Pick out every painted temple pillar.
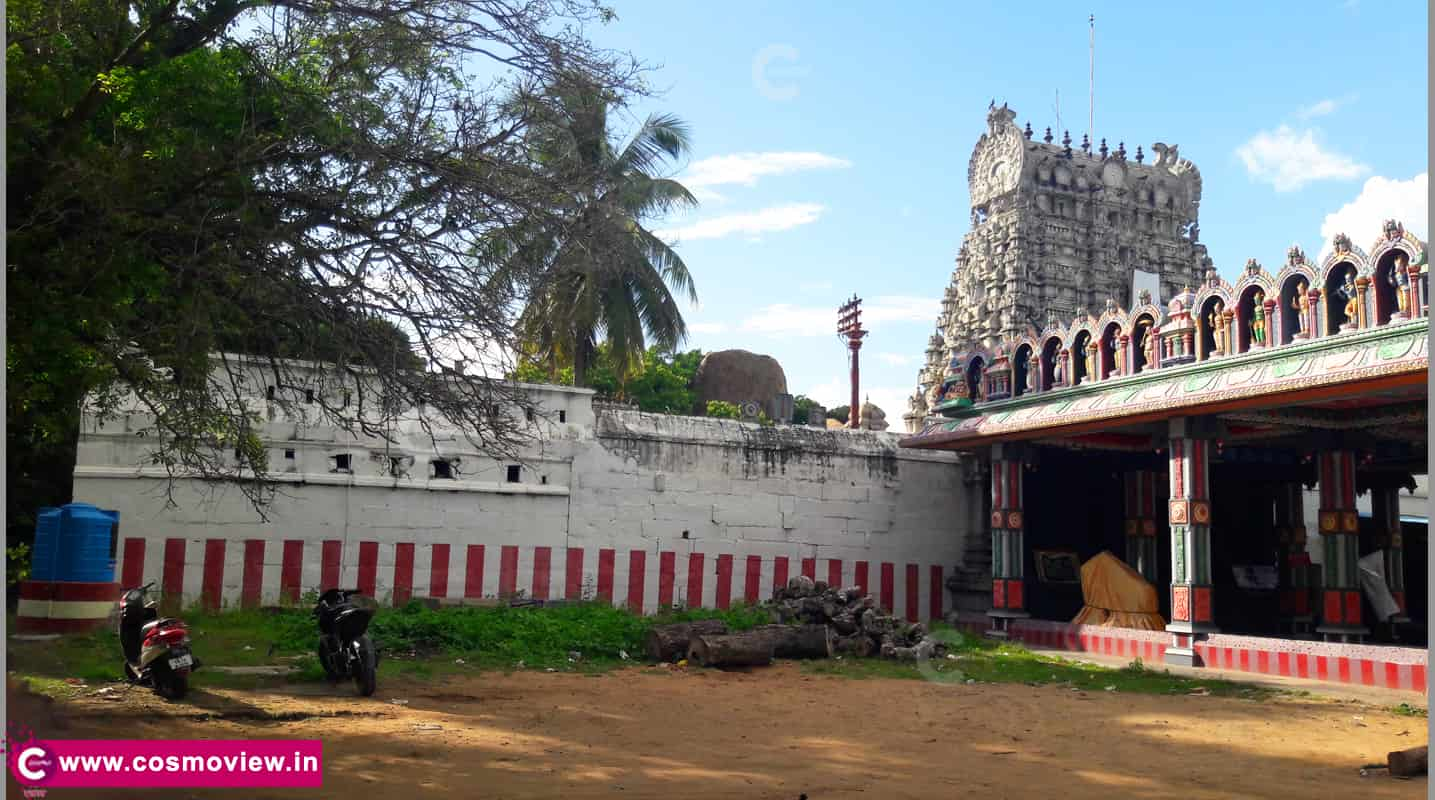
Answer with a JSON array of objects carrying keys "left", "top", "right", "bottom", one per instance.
[
  {"left": 1124, "top": 470, "right": 1159, "bottom": 584},
  {"left": 1354, "top": 277, "right": 1371, "bottom": 329},
  {"left": 1405, "top": 260, "right": 1424, "bottom": 320},
  {"left": 1274, "top": 483, "right": 1313, "bottom": 635},
  {"left": 1315, "top": 449, "right": 1367, "bottom": 642},
  {"left": 1164, "top": 418, "right": 1217, "bottom": 667},
  {"left": 988, "top": 443, "right": 1029, "bottom": 636},
  {"left": 1370, "top": 483, "right": 1408, "bottom": 626},
  {"left": 1305, "top": 287, "right": 1323, "bottom": 340}
]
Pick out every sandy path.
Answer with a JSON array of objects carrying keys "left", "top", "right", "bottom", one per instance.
[{"left": 7, "top": 664, "right": 1426, "bottom": 799}]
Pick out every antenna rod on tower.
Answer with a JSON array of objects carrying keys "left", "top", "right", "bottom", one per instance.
[{"left": 1088, "top": 13, "right": 1095, "bottom": 146}]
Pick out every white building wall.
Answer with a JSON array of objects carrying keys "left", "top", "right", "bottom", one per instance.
[{"left": 74, "top": 386, "right": 977, "bottom": 621}]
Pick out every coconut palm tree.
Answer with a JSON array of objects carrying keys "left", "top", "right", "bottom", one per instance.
[{"left": 517, "top": 76, "right": 698, "bottom": 387}]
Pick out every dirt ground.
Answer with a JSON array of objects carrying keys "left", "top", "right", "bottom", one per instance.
[{"left": 7, "top": 665, "right": 1427, "bottom": 799}]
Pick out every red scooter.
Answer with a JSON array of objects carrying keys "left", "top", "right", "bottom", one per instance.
[{"left": 119, "top": 582, "right": 199, "bottom": 699}]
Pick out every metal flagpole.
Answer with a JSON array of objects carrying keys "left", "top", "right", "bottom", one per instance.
[{"left": 1088, "top": 14, "right": 1095, "bottom": 146}]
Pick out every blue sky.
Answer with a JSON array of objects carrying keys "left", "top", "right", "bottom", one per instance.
[{"left": 584, "top": 1, "right": 1429, "bottom": 419}]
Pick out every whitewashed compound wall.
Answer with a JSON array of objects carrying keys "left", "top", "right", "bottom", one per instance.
[{"left": 74, "top": 383, "right": 977, "bottom": 621}]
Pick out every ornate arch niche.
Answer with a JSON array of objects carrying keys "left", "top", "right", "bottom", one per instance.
[
  {"left": 1130, "top": 313, "right": 1156, "bottom": 373},
  {"left": 1012, "top": 342, "right": 1034, "bottom": 397},
  {"left": 1099, "top": 322, "right": 1122, "bottom": 379},
  {"left": 1372, "top": 248, "right": 1413, "bottom": 325},
  {"left": 965, "top": 356, "right": 986, "bottom": 401},
  {"left": 1197, "top": 295, "right": 1226, "bottom": 359},
  {"left": 1039, "top": 336, "right": 1062, "bottom": 390},
  {"left": 1277, "top": 272, "right": 1314, "bottom": 344},
  {"left": 1070, "top": 329, "right": 1092, "bottom": 385},
  {"left": 1323, "top": 258, "right": 1361, "bottom": 335},
  {"left": 1234, "top": 284, "right": 1269, "bottom": 353}
]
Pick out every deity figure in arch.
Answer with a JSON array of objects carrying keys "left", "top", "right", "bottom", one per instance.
[
  {"left": 1025, "top": 356, "right": 1038, "bottom": 393},
  {"left": 1290, "top": 281, "right": 1309, "bottom": 336},
  {"left": 1053, "top": 350, "right": 1066, "bottom": 386},
  {"left": 1207, "top": 300, "right": 1228, "bottom": 356},
  {"left": 1391, "top": 252, "right": 1411, "bottom": 315},
  {"left": 1341, "top": 267, "right": 1359, "bottom": 326},
  {"left": 1249, "top": 290, "right": 1267, "bottom": 346},
  {"left": 1141, "top": 321, "right": 1158, "bottom": 370},
  {"left": 1083, "top": 342, "right": 1098, "bottom": 383}
]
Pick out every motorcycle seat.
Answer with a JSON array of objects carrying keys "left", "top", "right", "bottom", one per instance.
[{"left": 140, "top": 618, "right": 180, "bottom": 635}]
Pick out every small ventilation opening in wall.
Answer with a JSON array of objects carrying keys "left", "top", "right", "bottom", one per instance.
[
  {"left": 333, "top": 453, "right": 352, "bottom": 473},
  {"left": 305, "top": 389, "right": 315, "bottom": 404},
  {"left": 506, "top": 465, "right": 521, "bottom": 483},
  {"left": 284, "top": 449, "right": 295, "bottom": 460},
  {"left": 525, "top": 407, "right": 535, "bottom": 422},
  {"left": 558, "top": 410, "right": 566, "bottom": 423},
  {"left": 342, "top": 390, "right": 351, "bottom": 409},
  {"left": 540, "top": 475, "right": 548, "bottom": 485},
  {"left": 432, "top": 459, "right": 453, "bottom": 479},
  {"left": 266, "top": 385, "right": 276, "bottom": 401}
]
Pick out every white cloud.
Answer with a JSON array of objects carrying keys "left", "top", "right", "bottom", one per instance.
[
  {"left": 688, "top": 322, "right": 729, "bottom": 335},
  {"left": 1235, "top": 125, "right": 1368, "bottom": 191},
  {"left": 1318, "top": 173, "right": 1428, "bottom": 261},
  {"left": 681, "top": 152, "right": 851, "bottom": 190},
  {"left": 655, "top": 203, "right": 825, "bottom": 242},
  {"left": 741, "top": 295, "right": 939, "bottom": 337},
  {"left": 1296, "top": 99, "right": 1339, "bottom": 119}
]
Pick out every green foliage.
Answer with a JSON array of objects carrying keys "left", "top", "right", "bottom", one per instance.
[
  {"left": 514, "top": 345, "right": 701, "bottom": 414},
  {"left": 6, "top": 542, "right": 32, "bottom": 587},
  {"left": 705, "top": 400, "right": 741, "bottom": 419},
  {"left": 791, "top": 395, "right": 819, "bottom": 425},
  {"left": 827, "top": 405, "right": 850, "bottom": 424},
  {"left": 1392, "top": 702, "right": 1427, "bottom": 717}
]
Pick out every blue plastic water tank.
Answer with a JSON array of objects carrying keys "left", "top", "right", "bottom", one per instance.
[{"left": 30, "top": 503, "right": 119, "bottom": 582}]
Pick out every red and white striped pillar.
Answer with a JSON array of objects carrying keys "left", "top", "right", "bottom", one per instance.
[
  {"left": 988, "top": 443, "right": 1029, "bottom": 636},
  {"left": 1165, "top": 418, "right": 1217, "bottom": 667},
  {"left": 1315, "top": 449, "right": 1367, "bottom": 642},
  {"left": 1123, "top": 470, "right": 1159, "bottom": 584},
  {"left": 1274, "top": 482, "right": 1313, "bottom": 634}
]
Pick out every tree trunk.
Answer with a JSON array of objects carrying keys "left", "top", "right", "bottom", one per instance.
[
  {"left": 644, "top": 620, "right": 729, "bottom": 662},
  {"left": 748, "top": 624, "right": 833, "bottom": 659},
  {"left": 1388, "top": 745, "right": 1428, "bottom": 777},
  {"left": 687, "top": 633, "right": 774, "bottom": 668},
  {"left": 573, "top": 338, "right": 589, "bottom": 388}
]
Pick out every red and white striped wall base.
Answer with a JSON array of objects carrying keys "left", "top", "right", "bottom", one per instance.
[
  {"left": 954, "top": 615, "right": 1427, "bottom": 694},
  {"left": 16, "top": 580, "right": 120, "bottom": 633},
  {"left": 116, "top": 537, "right": 953, "bottom": 622}
]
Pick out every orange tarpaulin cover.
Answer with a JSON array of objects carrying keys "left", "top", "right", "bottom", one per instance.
[{"left": 1071, "top": 551, "right": 1167, "bottom": 631}]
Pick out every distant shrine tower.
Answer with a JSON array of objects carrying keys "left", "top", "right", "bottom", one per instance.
[{"left": 927, "top": 105, "right": 1212, "bottom": 364}]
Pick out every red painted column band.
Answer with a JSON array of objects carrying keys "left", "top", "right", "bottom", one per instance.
[
  {"left": 201, "top": 539, "right": 226, "bottom": 611},
  {"left": 855, "top": 561, "right": 869, "bottom": 597},
  {"left": 532, "top": 546, "right": 551, "bottom": 601},
  {"left": 658, "top": 551, "right": 676, "bottom": 609},
  {"left": 905, "top": 563, "right": 919, "bottom": 622},
  {"left": 744, "top": 555, "right": 762, "bottom": 605},
  {"left": 161, "top": 538, "right": 186, "bottom": 604},
  {"left": 628, "top": 550, "right": 646, "bottom": 613},
  {"left": 499, "top": 545, "right": 519, "bottom": 598},
  {"left": 715, "top": 554, "right": 733, "bottom": 609},
  {"left": 929, "top": 564, "right": 943, "bottom": 621},
  {"left": 241, "top": 539, "right": 264, "bottom": 609},
  {"left": 828, "top": 559, "right": 843, "bottom": 589},
  {"left": 392, "top": 542, "right": 415, "bottom": 605},
  {"left": 597, "top": 548, "right": 615, "bottom": 602},
  {"left": 429, "top": 543, "right": 450, "bottom": 599},
  {"left": 773, "top": 556, "right": 789, "bottom": 595},
  {"left": 880, "top": 562, "right": 895, "bottom": 613},
  {"left": 565, "top": 547, "right": 583, "bottom": 600},
  {"left": 121, "top": 538, "right": 146, "bottom": 589},
  {"left": 465, "top": 544, "right": 485, "bottom": 598},
  {"left": 280, "top": 540, "right": 304, "bottom": 604},
  {"left": 801, "top": 557, "right": 816, "bottom": 580},
  {"left": 357, "top": 541, "right": 379, "bottom": 598},
  {"left": 687, "top": 553, "right": 705, "bottom": 608},
  {"left": 321, "top": 540, "right": 342, "bottom": 592}
]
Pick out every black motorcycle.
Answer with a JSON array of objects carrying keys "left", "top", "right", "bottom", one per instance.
[
  {"left": 313, "top": 588, "right": 378, "bottom": 696},
  {"left": 119, "top": 582, "right": 199, "bottom": 700}
]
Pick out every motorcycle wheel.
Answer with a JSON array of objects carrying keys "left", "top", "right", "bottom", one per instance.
[
  {"left": 353, "top": 635, "right": 377, "bottom": 697},
  {"left": 318, "top": 637, "right": 342, "bottom": 681},
  {"left": 154, "top": 664, "right": 188, "bottom": 701}
]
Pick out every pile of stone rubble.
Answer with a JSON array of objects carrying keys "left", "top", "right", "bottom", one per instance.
[{"left": 766, "top": 575, "right": 949, "bottom": 661}]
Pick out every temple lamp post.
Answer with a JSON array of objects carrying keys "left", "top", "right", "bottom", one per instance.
[{"left": 837, "top": 295, "right": 867, "bottom": 429}]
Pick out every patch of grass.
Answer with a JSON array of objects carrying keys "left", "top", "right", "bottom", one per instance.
[
  {"left": 1391, "top": 702, "right": 1427, "bottom": 717},
  {"left": 803, "top": 628, "right": 1278, "bottom": 700}
]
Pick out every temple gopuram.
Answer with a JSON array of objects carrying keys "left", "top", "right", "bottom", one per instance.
[{"left": 900, "top": 106, "right": 1428, "bottom": 689}]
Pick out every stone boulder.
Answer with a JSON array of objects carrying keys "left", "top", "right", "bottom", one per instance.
[
  {"left": 691, "top": 350, "right": 789, "bottom": 417},
  {"left": 859, "top": 398, "right": 889, "bottom": 431}
]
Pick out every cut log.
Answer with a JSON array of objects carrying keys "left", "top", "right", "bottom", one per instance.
[
  {"left": 687, "top": 633, "right": 775, "bottom": 668},
  {"left": 748, "top": 624, "right": 834, "bottom": 659},
  {"left": 644, "top": 620, "right": 729, "bottom": 663},
  {"left": 1388, "top": 745, "right": 1428, "bottom": 777}
]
